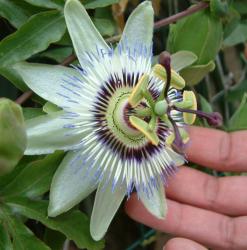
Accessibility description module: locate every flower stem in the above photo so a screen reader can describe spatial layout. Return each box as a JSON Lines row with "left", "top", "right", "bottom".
{"left": 154, "top": 1, "right": 209, "bottom": 29}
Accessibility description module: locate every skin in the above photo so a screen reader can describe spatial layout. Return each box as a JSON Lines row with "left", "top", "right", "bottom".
{"left": 125, "top": 126, "right": 247, "bottom": 250}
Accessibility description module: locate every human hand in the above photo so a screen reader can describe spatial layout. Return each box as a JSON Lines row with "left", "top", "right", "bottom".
{"left": 125, "top": 126, "right": 247, "bottom": 250}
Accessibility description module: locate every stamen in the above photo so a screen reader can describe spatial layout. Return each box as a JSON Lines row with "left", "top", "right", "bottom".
{"left": 128, "top": 74, "right": 149, "bottom": 107}
{"left": 152, "top": 64, "right": 185, "bottom": 90}
{"left": 129, "top": 116, "right": 159, "bottom": 145}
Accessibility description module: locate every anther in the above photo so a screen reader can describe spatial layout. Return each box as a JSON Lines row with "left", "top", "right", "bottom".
{"left": 129, "top": 116, "right": 159, "bottom": 145}
{"left": 152, "top": 64, "right": 185, "bottom": 90}
{"left": 128, "top": 74, "right": 149, "bottom": 107}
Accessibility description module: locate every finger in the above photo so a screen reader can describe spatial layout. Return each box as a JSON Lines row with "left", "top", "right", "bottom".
{"left": 164, "top": 238, "right": 207, "bottom": 250}
{"left": 125, "top": 197, "right": 247, "bottom": 250}
{"left": 166, "top": 167, "right": 247, "bottom": 216}
{"left": 186, "top": 126, "right": 247, "bottom": 171}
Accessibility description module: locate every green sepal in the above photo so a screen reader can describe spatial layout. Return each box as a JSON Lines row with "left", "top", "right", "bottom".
{"left": 180, "top": 61, "right": 215, "bottom": 86}
{"left": 171, "top": 51, "right": 198, "bottom": 72}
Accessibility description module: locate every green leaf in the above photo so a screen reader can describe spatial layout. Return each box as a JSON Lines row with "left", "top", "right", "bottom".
{"left": 167, "top": 9, "right": 223, "bottom": 65}
{"left": 0, "top": 155, "right": 41, "bottom": 188}
{"left": 223, "top": 21, "right": 247, "bottom": 47}
{"left": 55, "top": 31, "right": 72, "bottom": 46}
{"left": 199, "top": 95, "right": 213, "bottom": 113}
{"left": 0, "top": 67, "right": 28, "bottom": 92}
{"left": 44, "top": 229, "right": 66, "bottom": 250}
{"left": 0, "top": 0, "right": 27, "bottom": 28}
{"left": 228, "top": 93, "right": 247, "bottom": 131}
{"left": 195, "top": 94, "right": 213, "bottom": 127}
{"left": 180, "top": 61, "right": 215, "bottom": 86}
{"left": 233, "top": 0, "right": 247, "bottom": 15}
{"left": 12, "top": 221, "right": 50, "bottom": 250}
{"left": 210, "top": 0, "right": 229, "bottom": 17}
{"left": 227, "top": 80, "right": 247, "bottom": 102}
{"left": 23, "top": 108, "right": 44, "bottom": 120}
{"left": 0, "top": 152, "right": 64, "bottom": 198}
{"left": 0, "top": 224, "right": 12, "bottom": 250}
{"left": 40, "top": 47, "right": 73, "bottom": 62}
{"left": 0, "top": 67, "right": 44, "bottom": 104}
{"left": 23, "top": 0, "right": 63, "bottom": 9}
{"left": 11, "top": 221, "right": 50, "bottom": 250}
{"left": 0, "top": 99, "right": 27, "bottom": 176}
{"left": 170, "top": 51, "right": 198, "bottom": 72}
{"left": 93, "top": 8, "right": 115, "bottom": 37}
{"left": 0, "top": 206, "right": 50, "bottom": 250}
{"left": 0, "top": 0, "right": 44, "bottom": 28}
{"left": 6, "top": 197, "right": 105, "bottom": 250}
{"left": 83, "top": 0, "right": 119, "bottom": 9}
{"left": 0, "top": 10, "right": 66, "bottom": 67}
{"left": 94, "top": 17, "right": 115, "bottom": 37}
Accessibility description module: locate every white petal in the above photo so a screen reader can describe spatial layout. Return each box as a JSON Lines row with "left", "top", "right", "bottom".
{"left": 14, "top": 62, "right": 85, "bottom": 109}
{"left": 117, "top": 1, "right": 154, "bottom": 50}
{"left": 64, "top": 0, "right": 110, "bottom": 66}
{"left": 139, "top": 179, "right": 167, "bottom": 218}
{"left": 48, "top": 149, "right": 98, "bottom": 217}
{"left": 25, "top": 111, "right": 87, "bottom": 155}
{"left": 90, "top": 181, "right": 126, "bottom": 240}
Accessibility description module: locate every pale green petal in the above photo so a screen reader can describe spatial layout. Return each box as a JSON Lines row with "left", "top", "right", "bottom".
{"left": 171, "top": 51, "right": 198, "bottom": 72}
{"left": 167, "top": 147, "right": 185, "bottom": 166}
{"left": 180, "top": 61, "right": 215, "bottom": 86}
{"left": 117, "top": 1, "right": 154, "bottom": 50}
{"left": 64, "top": 0, "right": 110, "bottom": 66}
{"left": 48, "top": 150, "right": 98, "bottom": 217}
{"left": 90, "top": 182, "right": 126, "bottom": 241}
{"left": 14, "top": 62, "right": 83, "bottom": 108}
{"left": 25, "top": 111, "right": 85, "bottom": 155}
{"left": 139, "top": 179, "right": 167, "bottom": 218}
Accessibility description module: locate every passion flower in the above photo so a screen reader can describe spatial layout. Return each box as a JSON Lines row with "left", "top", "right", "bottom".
{"left": 14, "top": 0, "right": 221, "bottom": 240}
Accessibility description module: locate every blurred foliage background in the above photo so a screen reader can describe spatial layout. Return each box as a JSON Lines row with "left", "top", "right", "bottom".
{"left": 0, "top": 0, "right": 247, "bottom": 249}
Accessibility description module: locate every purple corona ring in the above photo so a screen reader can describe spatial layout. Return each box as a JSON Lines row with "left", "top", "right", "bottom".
{"left": 14, "top": 0, "right": 221, "bottom": 241}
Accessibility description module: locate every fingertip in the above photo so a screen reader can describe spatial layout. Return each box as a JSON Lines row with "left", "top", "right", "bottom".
{"left": 125, "top": 192, "right": 152, "bottom": 221}
{"left": 164, "top": 238, "right": 207, "bottom": 250}
{"left": 124, "top": 193, "right": 138, "bottom": 215}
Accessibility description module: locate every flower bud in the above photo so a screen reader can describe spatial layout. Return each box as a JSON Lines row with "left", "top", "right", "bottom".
{"left": 0, "top": 98, "right": 27, "bottom": 175}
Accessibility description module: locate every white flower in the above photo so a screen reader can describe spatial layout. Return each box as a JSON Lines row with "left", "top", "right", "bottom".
{"left": 14, "top": 0, "right": 198, "bottom": 240}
